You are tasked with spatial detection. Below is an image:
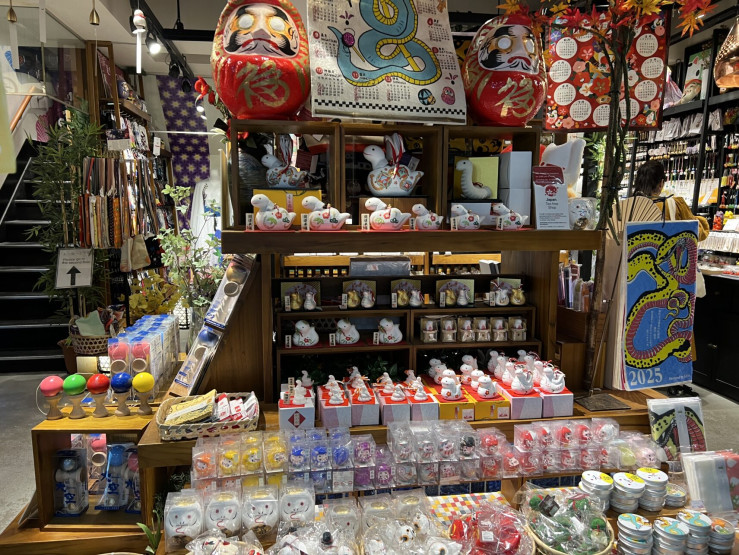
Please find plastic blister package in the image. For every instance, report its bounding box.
[203,490,241,536]
[96,443,137,511]
[478,427,506,456]
[325,497,361,536]
[360,493,394,531]
[54,448,89,517]
[279,483,315,527]
[449,500,531,555]
[647,397,706,461]
[514,424,540,452]
[165,490,204,552]
[591,417,619,444]
[242,484,279,538]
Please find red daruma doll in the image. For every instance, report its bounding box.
[211,0,310,119]
[462,14,546,126]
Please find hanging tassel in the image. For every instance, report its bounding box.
[132,9,146,74]
[8,1,18,70]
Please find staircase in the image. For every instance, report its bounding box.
[0,142,67,372]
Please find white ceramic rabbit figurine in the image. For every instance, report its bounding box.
[292,320,319,347]
[511,368,534,394]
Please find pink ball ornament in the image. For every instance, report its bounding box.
[40,375,64,397]
[108,341,129,361]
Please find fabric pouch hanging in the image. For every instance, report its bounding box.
[120,236,133,273]
[130,234,151,271]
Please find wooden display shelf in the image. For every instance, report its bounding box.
[277,339,411,355]
[43,507,142,532]
[223,230,602,255]
[33,412,153,433]
[276,303,534,318]
[412,339,541,350]
[410,303,535,315]
[282,253,426,267]
[100,98,152,123]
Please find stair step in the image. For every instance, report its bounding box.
[4,219,50,225]
[0,242,44,248]
[0,291,51,299]
[0,349,64,361]
[0,318,67,329]
[0,266,50,272]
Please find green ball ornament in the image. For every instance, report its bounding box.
[63,374,87,396]
[590,517,606,531]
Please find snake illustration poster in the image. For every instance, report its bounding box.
[307,0,467,123]
[621,221,699,390]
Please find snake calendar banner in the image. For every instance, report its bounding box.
[307,0,467,123]
[621,221,699,390]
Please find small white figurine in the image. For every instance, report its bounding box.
[410,377,424,392]
[524,355,536,375]
[409,289,423,307]
[382,382,395,394]
[462,354,478,370]
[292,320,319,347]
[501,361,515,386]
[487,351,500,372]
[511,367,534,394]
[540,366,566,394]
[404,369,417,385]
[301,195,351,230]
[300,370,313,387]
[329,389,345,405]
[377,372,393,385]
[494,355,507,380]
[326,375,339,388]
[361,290,375,309]
[517,349,528,361]
[433,363,450,384]
[378,318,402,344]
[347,366,361,381]
[250,194,296,231]
[456,159,493,199]
[292,380,307,405]
[303,292,317,311]
[204,493,241,536]
[261,153,307,188]
[363,138,423,196]
[279,487,315,525]
[357,386,373,402]
[492,202,527,229]
[336,319,360,345]
[411,204,443,230]
[457,290,469,306]
[428,358,443,378]
[364,198,412,230]
[391,385,406,401]
[495,288,510,306]
[165,498,203,543]
[459,364,474,385]
[440,376,463,400]
[414,387,428,401]
[450,204,481,230]
[351,375,364,389]
[477,375,497,398]
[533,360,545,386]
[470,369,485,388]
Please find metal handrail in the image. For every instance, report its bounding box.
[0,154,34,229]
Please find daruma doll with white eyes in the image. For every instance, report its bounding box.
[279,486,315,524]
[204,492,241,536]
[211,0,310,119]
[462,15,546,126]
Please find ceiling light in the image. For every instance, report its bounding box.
[146,33,161,55]
[181,78,192,93]
[168,61,180,78]
[201,114,207,120]
[196,101,205,113]
[174,0,184,30]
[89,0,99,25]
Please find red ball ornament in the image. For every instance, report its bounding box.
[461,14,546,126]
[211,0,311,120]
[87,373,111,395]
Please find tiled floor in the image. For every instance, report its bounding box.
[0,379,735,533]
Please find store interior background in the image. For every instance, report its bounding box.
[0,0,738,534]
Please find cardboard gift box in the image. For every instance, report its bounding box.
[538,387,574,418]
[407,390,440,421]
[466,388,511,420]
[377,393,411,425]
[498,152,532,189]
[496,383,542,420]
[320,395,352,427]
[499,189,532,221]
[349,390,381,426]
[280,383,314,399]
[278,397,316,430]
[433,391,475,421]
[421,374,442,392]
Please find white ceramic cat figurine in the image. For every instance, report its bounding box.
[378,318,402,344]
[292,320,319,347]
[459,364,474,385]
[477,375,496,398]
[540,366,566,394]
[440,376,463,400]
[336,319,360,345]
[462,354,478,370]
[511,368,534,394]
[470,369,485,389]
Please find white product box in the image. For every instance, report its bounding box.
[349,391,381,426]
[407,391,440,421]
[320,396,352,427]
[278,397,316,430]
[377,394,411,425]
[499,152,532,189]
[496,383,543,419]
[499,190,532,221]
[538,388,574,418]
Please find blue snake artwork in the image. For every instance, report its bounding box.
[328,0,441,87]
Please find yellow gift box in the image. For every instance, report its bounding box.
[432,390,475,421]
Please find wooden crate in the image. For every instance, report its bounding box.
[554,335,605,392]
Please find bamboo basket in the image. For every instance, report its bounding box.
[157,391,259,441]
[527,520,614,555]
[69,317,110,356]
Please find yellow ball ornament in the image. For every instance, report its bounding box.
[132,372,155,393]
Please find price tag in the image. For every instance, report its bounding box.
[245,213,255,231]
[329,333,336,347]
[409,218,416,230]
[391,293,398,308]
[450,218,458,231]
[301,213,310,231]
[284,295,291,312]
[340,294,348,310]
[372,332,380,345]
[489,289,495,307]
[440,292,446,308]
[360,214,371,231]
[284,335,292,349]
[152,136,161,156]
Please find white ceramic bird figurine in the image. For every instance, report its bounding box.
[301,195,351,231]
[336,319,360,345]
[261,154,307,188]
[477,375,496,398]
[364,198,411,230]
[540,366,566,394]
[524,354,536,374]
[251,194,296,231]
[450,204,481,230]
[411,203,442,230]
[378,318,402,344]
[363,144,423,196]
[501,361,515,386]
[511,368,534,394]
[456,159,492,199]
[292,320,319,347]
[491,203,528,229]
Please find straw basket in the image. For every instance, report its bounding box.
[527,520,614,555]
[157,391,259,441]
[69,318,110,356]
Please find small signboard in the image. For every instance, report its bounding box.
[55,248,93,289]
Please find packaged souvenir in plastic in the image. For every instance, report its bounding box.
[515,447,541,477]
[413,428,438,462]
[540,449,560,474]
[531,422,555,450]
[242,485,279,538]
[418,461,440,485]
[288,439,310,472]
[203,490,241,536]
[352,435,376,467]
[559,448,580,472]
[325,497,361,536]
[310,437,331,471]
[387,421,414,462]
[573,421,593,447]
[647,397,706,461]
[478,427,506,456]
[439,460,462,484]
[394,460,418,486]
[97,443,133,510]
[264,433,288,473]
[514,424,539,452]
[124,450,141,513]
[553,421,576,448]
[165,490,203,551]
[580,447,600,470]
[240,431,263,475]
[218,437,241,478]
[54,448,89,517]
[375,445,394,488]
[192,443,218,480]
[481,454,502,479]
[591,417,620,444]
[501,447,521,478]
[279,483,315,526]
[360,493,393,531]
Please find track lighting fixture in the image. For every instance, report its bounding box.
[195,99,205,113]
[181,78,192,93]
[168,60,180,78]
[146,32,161,55]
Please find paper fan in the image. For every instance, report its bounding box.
[608,197,662,239]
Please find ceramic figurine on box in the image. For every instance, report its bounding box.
[303,292,317,311]
[251,194,296,230]
[293,320,319,347]
[540,366,566,394]
[493,355,507,380]
[441,318,456,342]
[403,369,417,385]
[335,319,360,345]
[364,198,411,230]
[292,380,308,405]
[391,385,406,402]
[456,159,493,199]
[511,286,526,306]
[262,153,307,188]
[470,369,485,388]
[409,289,423,307]
[347,290,361,308]
[477,375,497,398]
[461,14,546,126]
[487,351,500,373]
[363,134,423,197]
[492,320,508,342]
[511,368,534,394]
[211,0,311,120]
[301,195,351,230]
[450,204,481,230]
[459,318,475,342]
[501,361,515,386]
[378,318,402,344]
[411,204,442,230]
[440,376,463,400]
[427,358,443,379]
[329,389,345,405]
[459,364,474,385]
[492,203,527,229]
[361,290,375,309]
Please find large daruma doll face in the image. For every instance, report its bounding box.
[211,0,310,119]
[462,15,546,126]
